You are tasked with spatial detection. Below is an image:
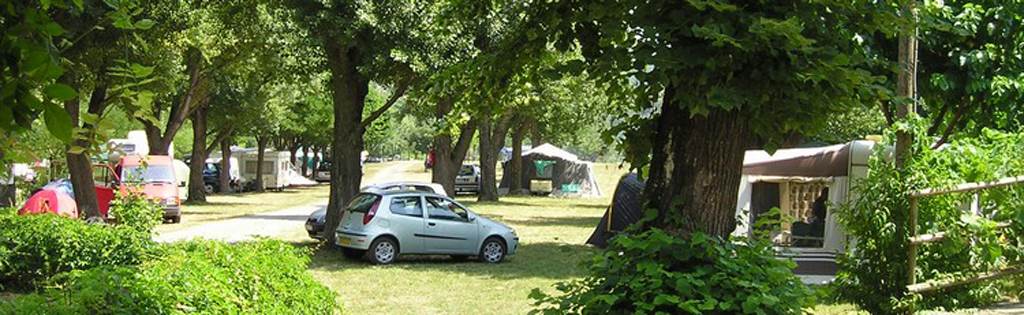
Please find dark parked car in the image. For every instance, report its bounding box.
[202,163,240,194]
[305,182,449,240]
[454,164,481,194]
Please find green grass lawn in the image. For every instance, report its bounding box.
[292,163,629,315]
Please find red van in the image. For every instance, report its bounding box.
[115,155,183,223]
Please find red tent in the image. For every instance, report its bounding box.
[19,188,79,218]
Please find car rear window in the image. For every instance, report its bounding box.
[345,193,381,213]
[458,166,474,176]
[411,185,436,193]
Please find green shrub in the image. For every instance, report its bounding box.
[0,214,155,290]
[529,229,812,314]
[0,240,338,315]
[835,128,1024,313]
[108,191,163,233]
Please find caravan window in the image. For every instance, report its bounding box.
[243,161,276,175]
[750,181,829,248]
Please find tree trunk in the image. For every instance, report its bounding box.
[894,0,919,291]
[301,146,310,177]
[311,146,321,177]
[64,85,107,220]
[431,98,478,195]
[187,106,208,202]
[219,136,233,193]
[289,141,299,166]
[894,2,918,169]
[509,122,526,195]
[478,112,512,202]
[642,86,750,239]
[529,119,543,147]
[143,47,207,156]
[322,39,370,245]
[254,136,268,193]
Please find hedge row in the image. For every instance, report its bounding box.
[0,195,337,314]
[1,240,337,314]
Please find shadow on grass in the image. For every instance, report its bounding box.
[569,203,609,210]
[306,241,596,281]
[182,201,252,208]
[243,214,309,221]
[457,200,538,208]
[501,216,600,229]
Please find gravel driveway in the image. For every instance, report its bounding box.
[154,161,416,243]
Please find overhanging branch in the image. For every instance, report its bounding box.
[361,79,411,129]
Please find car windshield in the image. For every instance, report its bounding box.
[121,165,175,184]
[346,193,381,213]
[458,166,474,176]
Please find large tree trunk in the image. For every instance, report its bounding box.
[187,106,208,202]
[219,136,233,193]
[64,85,108,220]
[509,121,526,195]
[254,136,268,193]
[642,87,750,239]
[322,39,370,245]
[477,112,512,202]
[431,99,478,195]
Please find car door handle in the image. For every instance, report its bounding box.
[428,222,436,226]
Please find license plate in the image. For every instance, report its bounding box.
[338,237,352,246]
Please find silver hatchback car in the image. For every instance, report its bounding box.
[335,190,519,265]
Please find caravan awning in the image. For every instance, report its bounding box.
[743,144,850,177]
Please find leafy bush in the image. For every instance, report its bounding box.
[0,214,154,290]
[108,191,163,233]
[529,229,812,314]
[836,128,1024,313]
[0,240,338,314]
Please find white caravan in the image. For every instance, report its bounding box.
[732,140,878,284]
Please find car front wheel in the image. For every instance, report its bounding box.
[479,237,506,263]
[368,237,398,265]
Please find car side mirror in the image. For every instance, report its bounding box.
[467,215,476,222]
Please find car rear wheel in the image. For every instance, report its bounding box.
[204,184,215,194]
[341,248,365,260]
[479,237,506,263]
[169,216,181,224]
[367,237,398,265]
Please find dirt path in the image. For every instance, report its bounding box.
[154,161,418,243]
